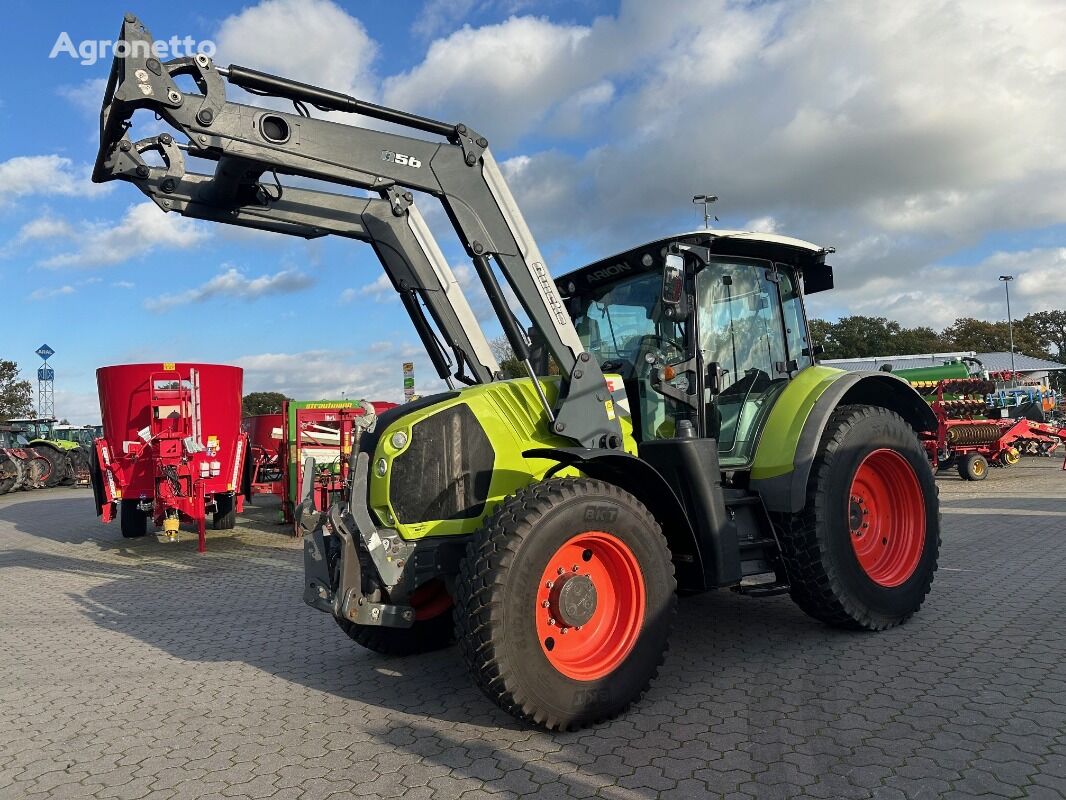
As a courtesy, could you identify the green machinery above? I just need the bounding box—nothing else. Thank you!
[93,14,941,731]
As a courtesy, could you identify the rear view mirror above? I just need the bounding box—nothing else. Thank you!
[662,254,684,307]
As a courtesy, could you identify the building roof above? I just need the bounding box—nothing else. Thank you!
[822,351,1066,374]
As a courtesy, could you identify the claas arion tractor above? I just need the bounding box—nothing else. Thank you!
[93,14,941,730]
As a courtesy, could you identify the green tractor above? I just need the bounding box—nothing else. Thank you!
[94,14,940,731]
[5,418,77,488]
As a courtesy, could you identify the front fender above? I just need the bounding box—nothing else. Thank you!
[750,369,936,513]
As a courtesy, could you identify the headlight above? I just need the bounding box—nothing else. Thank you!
[375,458,388,477]
[389,430,408,449]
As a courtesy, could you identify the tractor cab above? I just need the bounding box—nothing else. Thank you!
[558,230,834,468]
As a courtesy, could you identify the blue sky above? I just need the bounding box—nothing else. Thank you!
[1,0,1064,423]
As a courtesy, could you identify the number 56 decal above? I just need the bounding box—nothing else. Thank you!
[381,150,422,168]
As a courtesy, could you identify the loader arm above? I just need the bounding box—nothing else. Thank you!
[117,135,499,386]
[92,13,621,448]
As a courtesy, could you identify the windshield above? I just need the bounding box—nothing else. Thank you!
[570,271,684,369]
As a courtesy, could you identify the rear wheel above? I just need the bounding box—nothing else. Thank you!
[335,579,454,656]
[26,453,48,488]
[998,448,1020,467]
[213,494,236,529]
[778,405,939,631]
[120,499,149,538]
[455,478,676,731]
[35,445,68,487]
[958,452,988,481]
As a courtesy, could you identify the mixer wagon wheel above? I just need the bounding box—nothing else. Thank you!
[120,499,149,538]
[213,494,237,529]
[957,453,988,481]
[777,405,940,632]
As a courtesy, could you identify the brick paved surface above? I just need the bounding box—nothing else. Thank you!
[0,459,1064,799]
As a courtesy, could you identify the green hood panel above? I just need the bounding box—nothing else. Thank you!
[369,376,634,540]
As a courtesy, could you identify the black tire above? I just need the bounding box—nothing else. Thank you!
[455,478,676,731]
[777,405,939,631]
[958,452,989,481]
[335,606,454,656]
[34,445,67,488]
[213,494,237,529]
[58,452,77,486]
[120,499,149,538]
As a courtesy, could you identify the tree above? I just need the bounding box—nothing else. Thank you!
[941,317,1046,358]
[489,336,525,379]
[807,316,949,360]
[1022,310,1066,361]
[0,360,33,421]
[242,391,290,416]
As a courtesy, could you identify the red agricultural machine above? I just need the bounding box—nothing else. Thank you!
[242,412,285,500]
[901,367,1066,480]
[242,400,397,533]
[0,424,50,493]
[90,363,248,551]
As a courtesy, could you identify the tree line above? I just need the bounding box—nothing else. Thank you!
[808,310,1066,363]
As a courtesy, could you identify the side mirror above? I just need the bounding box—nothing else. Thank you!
[662,253,684,313]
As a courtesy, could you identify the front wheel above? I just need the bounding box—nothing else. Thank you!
[455,478,676,731]
[778,405,939,631]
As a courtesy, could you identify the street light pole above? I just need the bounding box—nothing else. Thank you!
[692,194,718,230]
[999,275,1016,375]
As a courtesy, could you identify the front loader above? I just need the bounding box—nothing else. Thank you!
[93,14,941,731]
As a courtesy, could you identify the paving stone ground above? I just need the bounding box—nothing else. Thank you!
[1,459,1064,799]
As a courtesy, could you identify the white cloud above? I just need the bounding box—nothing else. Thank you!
[145,265,314,311]
[344,272,395,303]
[214,0,378,99]
[383,16,595,145]
[28,285,76,300]
[40,203,208,268]
[112,280,135,289]
[236,345,444,403]
[14,215,76,242]
[809,246,1066,329]
[0,155,110,206]
[57,77,107,115]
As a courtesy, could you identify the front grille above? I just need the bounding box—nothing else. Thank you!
[389,404,494,523]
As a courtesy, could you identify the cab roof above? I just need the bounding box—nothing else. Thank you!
[557,229,835,295]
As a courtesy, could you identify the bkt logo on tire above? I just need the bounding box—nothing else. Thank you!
[381,150,422,168]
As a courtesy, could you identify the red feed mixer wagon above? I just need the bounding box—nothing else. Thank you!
[242,412,284,499]
[90,363,248,552]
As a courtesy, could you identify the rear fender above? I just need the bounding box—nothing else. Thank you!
[750,369,937,513]
[524,447,708,591]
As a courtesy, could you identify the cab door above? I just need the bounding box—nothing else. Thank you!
[696,258,807,467]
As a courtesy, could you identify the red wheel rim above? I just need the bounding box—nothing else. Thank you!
[409,579,451,621]
[848,449,926,587]
[535,531,645,681]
